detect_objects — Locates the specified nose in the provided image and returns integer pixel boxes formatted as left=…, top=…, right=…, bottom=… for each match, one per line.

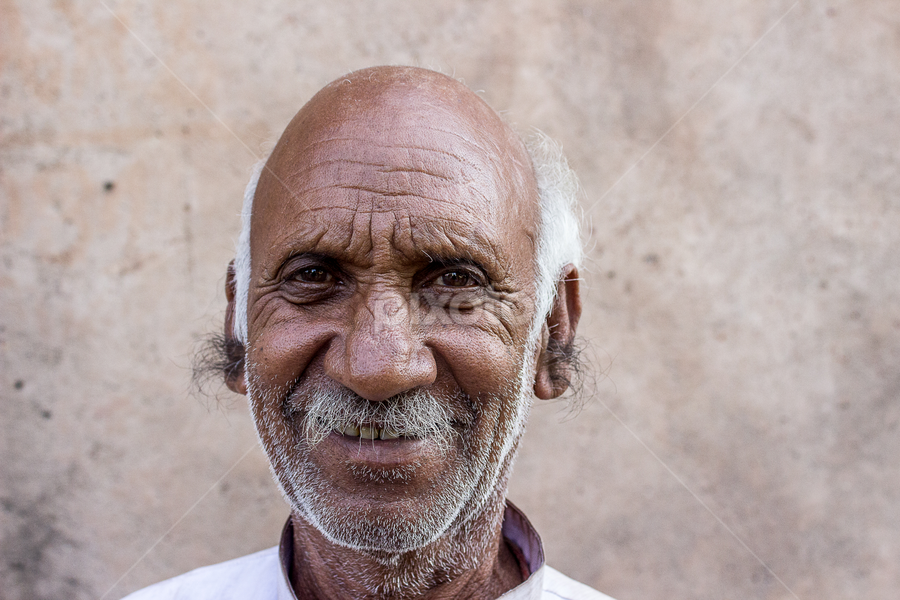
left=324, top=290, right=437, bottom=401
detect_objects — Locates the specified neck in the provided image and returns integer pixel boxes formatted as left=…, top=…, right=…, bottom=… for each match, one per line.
left=287, top=495, right=523, bottom=600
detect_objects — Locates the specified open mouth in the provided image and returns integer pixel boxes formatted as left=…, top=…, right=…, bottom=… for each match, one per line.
left=332, top=424, right=407, bottom=440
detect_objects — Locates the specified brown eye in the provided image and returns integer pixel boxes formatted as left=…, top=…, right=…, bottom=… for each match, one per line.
left=297, top=267, right=332, bottom=283
left=439, top=271, right=473, bottom=287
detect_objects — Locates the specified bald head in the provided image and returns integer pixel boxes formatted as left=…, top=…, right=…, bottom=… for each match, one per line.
left=266, top=66, right=534, bottom=189
left=256, top=66, right=539, bottom=249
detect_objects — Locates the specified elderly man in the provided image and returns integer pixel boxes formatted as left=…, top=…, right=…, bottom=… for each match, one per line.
left=125, top=66, right=611, bottom=600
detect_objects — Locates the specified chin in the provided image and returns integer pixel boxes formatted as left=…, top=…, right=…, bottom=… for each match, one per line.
left=279, top=442, right=486, bottom=554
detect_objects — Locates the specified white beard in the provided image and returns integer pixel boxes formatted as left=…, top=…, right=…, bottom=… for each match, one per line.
left=245, top=363, right=534, bottom=559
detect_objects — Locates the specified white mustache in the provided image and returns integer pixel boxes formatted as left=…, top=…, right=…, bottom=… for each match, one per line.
left=289, top=386, right=472, bottom=450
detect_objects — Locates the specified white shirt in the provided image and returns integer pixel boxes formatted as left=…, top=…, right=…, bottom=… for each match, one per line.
left=122, top=504, right=614, bottom=600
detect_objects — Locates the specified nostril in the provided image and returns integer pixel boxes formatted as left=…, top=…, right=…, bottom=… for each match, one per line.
left=325, top=341, right=437, bottom=403
left=323, top=296, right=438, bottom=402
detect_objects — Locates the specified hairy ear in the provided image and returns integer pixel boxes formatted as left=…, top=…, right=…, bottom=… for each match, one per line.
left=534, top=265, right=582, bottom=399
left=224, top=260, right=247, bottom=395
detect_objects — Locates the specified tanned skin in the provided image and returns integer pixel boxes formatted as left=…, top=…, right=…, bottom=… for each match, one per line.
left=224, top=66, right=581, bottom=600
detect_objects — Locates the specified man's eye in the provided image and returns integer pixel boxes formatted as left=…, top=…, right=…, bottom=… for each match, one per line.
left=295, top=267, right=332, bottom=283
left=439, top=271, right=475, bottom=287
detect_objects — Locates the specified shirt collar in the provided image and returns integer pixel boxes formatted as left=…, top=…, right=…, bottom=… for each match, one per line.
left=277, top=501, right=546, bottom=600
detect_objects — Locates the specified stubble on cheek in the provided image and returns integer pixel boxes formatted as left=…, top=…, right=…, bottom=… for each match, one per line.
left=243, top=367, right=306, bottom=501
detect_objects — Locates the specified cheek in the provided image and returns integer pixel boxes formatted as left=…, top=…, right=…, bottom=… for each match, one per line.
left=247, top=314, right=334, bottom=390
left=420, top=301, right=532, bottom=398
left=428, top=330, right=525, bottom=400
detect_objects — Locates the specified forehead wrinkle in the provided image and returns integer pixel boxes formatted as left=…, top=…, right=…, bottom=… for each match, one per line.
left=334, top=187, right=492, bottom=206
left=277, top=122, right=505, bottom=180
left=342, top=201, right=421, bottom=268
left=289, top=131, right=493, bottom=169
left=310, top=135, right=489, bottom=164
left=258, top=201, right=515, bottom=278
left=282, top=146, right=488, bottom=187
left=273, top=158, right=493, bottom=207
left=283, top=148, right=489, bottom=181
left=296, top=159, right=456, bottom=182
left=347, top=193, right=376, bottom=260
left=263, top=180, right=494, bottom=213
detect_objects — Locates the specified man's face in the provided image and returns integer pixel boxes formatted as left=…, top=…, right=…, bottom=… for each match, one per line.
left=242, top=74, right=542, bottom=553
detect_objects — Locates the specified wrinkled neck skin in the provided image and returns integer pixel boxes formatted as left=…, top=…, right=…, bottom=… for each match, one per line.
left=288, top=455, right=523, bottom=600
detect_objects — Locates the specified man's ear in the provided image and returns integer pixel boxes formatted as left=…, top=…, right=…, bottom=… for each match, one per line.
left=534, top=264, right=582, bottom=400
left=224, top=260, right=247, bottom=395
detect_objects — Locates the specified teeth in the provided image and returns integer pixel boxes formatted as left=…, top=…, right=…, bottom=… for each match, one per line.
left=333, top=424, right=405, bottom=440
left=359, top=425, right=378, bottom=439
left=380, top=428, right=400, bottom=440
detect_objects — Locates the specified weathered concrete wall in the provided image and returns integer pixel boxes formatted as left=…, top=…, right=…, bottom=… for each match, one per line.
left=2, top=1, right=898, bottom=599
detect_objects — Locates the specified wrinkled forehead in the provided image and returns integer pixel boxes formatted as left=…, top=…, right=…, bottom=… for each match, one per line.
left=251, top=71, right=540, bottom=261
left=268, top=120, right=508, bottom=214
